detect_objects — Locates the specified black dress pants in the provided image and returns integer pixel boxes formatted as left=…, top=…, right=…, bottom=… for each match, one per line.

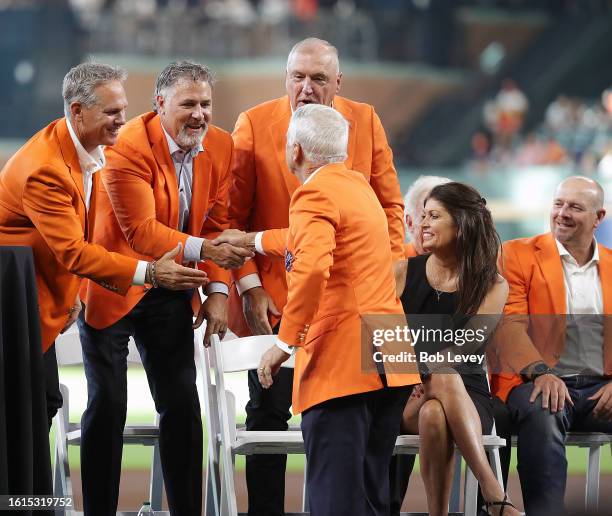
left=77, top=289, right=202, bottom=516
left=301, top=386, right=411, bottom=516
left=245, top=366, right=294, bottom=515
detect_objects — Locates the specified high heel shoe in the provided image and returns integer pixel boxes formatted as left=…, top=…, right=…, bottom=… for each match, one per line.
left=483, top=493, right=516, bottom=516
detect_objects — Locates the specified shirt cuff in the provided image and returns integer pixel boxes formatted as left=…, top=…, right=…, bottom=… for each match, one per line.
left=206, top=281, right=229, bottom=296
left=132, top=260, right=148, bottom=285
left=255, top=231, right=266, bottom=255
left=185, top=236, right=205, bottom=262
left=275, top=338, right=296, bottom=356
left=236, top=273, right=262, bottom=296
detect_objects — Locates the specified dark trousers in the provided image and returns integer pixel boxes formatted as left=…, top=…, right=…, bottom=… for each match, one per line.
left=77, top=289, right=202, bottom=516
left=388, top=454, right=416, bottom=515
left=301, top=386, right=411, bottom=516
left=245, top=367, right=294, bottom=515
left=43, top=343, right=63, bottom=430
left=507, top=376, right=612, bottom=516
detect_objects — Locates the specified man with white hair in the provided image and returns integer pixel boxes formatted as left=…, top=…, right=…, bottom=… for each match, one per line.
left=227, top=37, right=406, bottom=514
left=0, top=62, right=208, bottom=431
left=228, top=104, right=418, bottom=515
left=78, top=60, right=252, bottom=515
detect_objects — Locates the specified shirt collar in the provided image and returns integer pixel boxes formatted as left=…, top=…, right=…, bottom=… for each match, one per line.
left=555, top=238, right=599, bottom=266
left=161, top=125, right=204, bottom=161
left=65, top=116, right=105, bottom=174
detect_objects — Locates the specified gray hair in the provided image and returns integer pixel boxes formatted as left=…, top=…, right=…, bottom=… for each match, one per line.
left=287, top=37, right=340, bottom=74
left=287, top=104, right=348, bottom=165
left=62, top=62, right=127, bottom=114
left=404, top=175, right=452, bottom=224
left=153, top=60, right=214, bottom=112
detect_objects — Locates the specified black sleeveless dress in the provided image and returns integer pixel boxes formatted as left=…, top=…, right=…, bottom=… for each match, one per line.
left=400, top=254, right=493, bottom=433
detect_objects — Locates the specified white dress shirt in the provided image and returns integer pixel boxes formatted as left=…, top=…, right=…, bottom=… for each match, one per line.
left=66, top=117, right=148, bottom=285
left=162, top=127, right=228, bottom=296
left=554, top=239, right=604, bottom=376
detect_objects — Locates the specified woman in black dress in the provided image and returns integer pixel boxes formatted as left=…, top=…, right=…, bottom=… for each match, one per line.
left=400, top=182, right=518, bottom=516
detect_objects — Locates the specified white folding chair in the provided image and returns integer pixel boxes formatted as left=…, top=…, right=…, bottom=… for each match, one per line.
left=52, top=325, right=170, bottom=514
left=200, top=334, right=305, bottom=516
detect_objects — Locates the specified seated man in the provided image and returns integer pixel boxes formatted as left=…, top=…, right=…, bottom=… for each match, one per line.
left=492, top=176, right=612, bottom=515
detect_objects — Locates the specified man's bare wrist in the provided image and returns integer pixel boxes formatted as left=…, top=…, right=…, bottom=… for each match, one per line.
left=200, top=240, right=209, bottom=260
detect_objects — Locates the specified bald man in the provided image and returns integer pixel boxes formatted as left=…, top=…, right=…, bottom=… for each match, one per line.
left=228, top=37, right=406, bottom=515
left=491, top=177, right=612, bottom=515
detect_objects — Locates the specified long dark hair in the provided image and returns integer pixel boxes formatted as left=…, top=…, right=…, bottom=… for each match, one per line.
left=425, top=182, right=501, bottom=316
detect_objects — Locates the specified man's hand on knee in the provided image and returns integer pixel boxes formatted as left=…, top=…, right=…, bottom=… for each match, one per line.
left=529, top=374, right=573, bottom=413
left=588, top=381, right=612, bottom=420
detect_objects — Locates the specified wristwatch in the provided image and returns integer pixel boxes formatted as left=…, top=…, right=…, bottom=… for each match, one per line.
left=520, top=361, right=553, bottom=382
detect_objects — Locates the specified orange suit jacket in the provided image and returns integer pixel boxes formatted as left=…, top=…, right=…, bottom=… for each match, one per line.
left=404, top=241, right=418, bottom=259
left=260, top=163, right=419, bottom=414
left=228, top=95, right=405, bottom=336
left=82, top=112, right=232, bottom=329
left=0, top=118, right=137, bottom=351
left=491, top=232, right=612, bottom=402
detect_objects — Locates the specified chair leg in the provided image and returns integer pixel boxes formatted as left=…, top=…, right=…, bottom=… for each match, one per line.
left=150, top=441, right=164, bottom=511
left=489, top=447, right=504, bottom=488
left=585, top=445, right=601, bottom=513
left=205, top=453, right=221, bottom=516
left=219, top=447, right=238, bottom=516
left=449, top=450, right=462, bottom=513
left=463, top=465, right=478, bottom=516
left=54, top=385, right=74, bottom=515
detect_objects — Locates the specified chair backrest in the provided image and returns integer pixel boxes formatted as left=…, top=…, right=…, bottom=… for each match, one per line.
left=215, top=334, right=296, bottom=372
left=202, top=334, right=296, bottom=442
left=55, top=324, right=141, bottom=366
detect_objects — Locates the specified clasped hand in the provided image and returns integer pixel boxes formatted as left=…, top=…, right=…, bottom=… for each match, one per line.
left=203, top=229, right=255, bottom=269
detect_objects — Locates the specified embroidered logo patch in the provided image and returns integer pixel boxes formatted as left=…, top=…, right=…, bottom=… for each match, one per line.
left=285, top=249, right=294, bottom=272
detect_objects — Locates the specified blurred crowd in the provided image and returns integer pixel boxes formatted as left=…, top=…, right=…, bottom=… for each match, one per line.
left=472, top=83, right=612, bottom=177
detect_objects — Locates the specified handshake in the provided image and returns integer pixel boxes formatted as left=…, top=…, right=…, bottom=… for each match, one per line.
left=201, top=229, right=258, bottom=269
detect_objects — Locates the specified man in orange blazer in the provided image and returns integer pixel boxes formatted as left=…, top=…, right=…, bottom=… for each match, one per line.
left=251, top=104, right=418, bottom=515
left=0, top=62, right=207, bottom=430
left=78, top=61, right=252, bottom=516
left=491, top=176, right=612, bottom=515
left=228, top=37, right=407, bottom=514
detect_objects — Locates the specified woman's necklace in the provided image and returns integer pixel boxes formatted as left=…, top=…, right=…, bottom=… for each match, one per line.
left=428, top=260, right=456, bottom=302
left=430, top=274, right=445, bottom=301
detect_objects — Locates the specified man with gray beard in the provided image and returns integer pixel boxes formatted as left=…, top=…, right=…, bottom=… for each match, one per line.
left=78, top=61, right=252, bottom=515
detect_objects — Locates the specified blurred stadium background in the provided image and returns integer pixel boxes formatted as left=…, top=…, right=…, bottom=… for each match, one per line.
left=2, top=0, right=611, bottom=512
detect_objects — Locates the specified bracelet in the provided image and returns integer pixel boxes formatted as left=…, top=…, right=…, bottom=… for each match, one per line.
left=149, top=260, right=159, bottom=289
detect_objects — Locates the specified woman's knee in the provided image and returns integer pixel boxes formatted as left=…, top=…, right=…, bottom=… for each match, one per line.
left=419, top=399, right=448, bottom=432
left=426, top=372, right=464, bottom=399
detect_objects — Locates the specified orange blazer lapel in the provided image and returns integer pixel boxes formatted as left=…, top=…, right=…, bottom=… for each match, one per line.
left=57, top=118, right=88, bottom=233
left=534, top=234, right=566, bottom=315
left=148, top=116, right=181, bottom=229
left=188, top=149, right=211, bottom=236
left=269, top=98, right=300, bottom=199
